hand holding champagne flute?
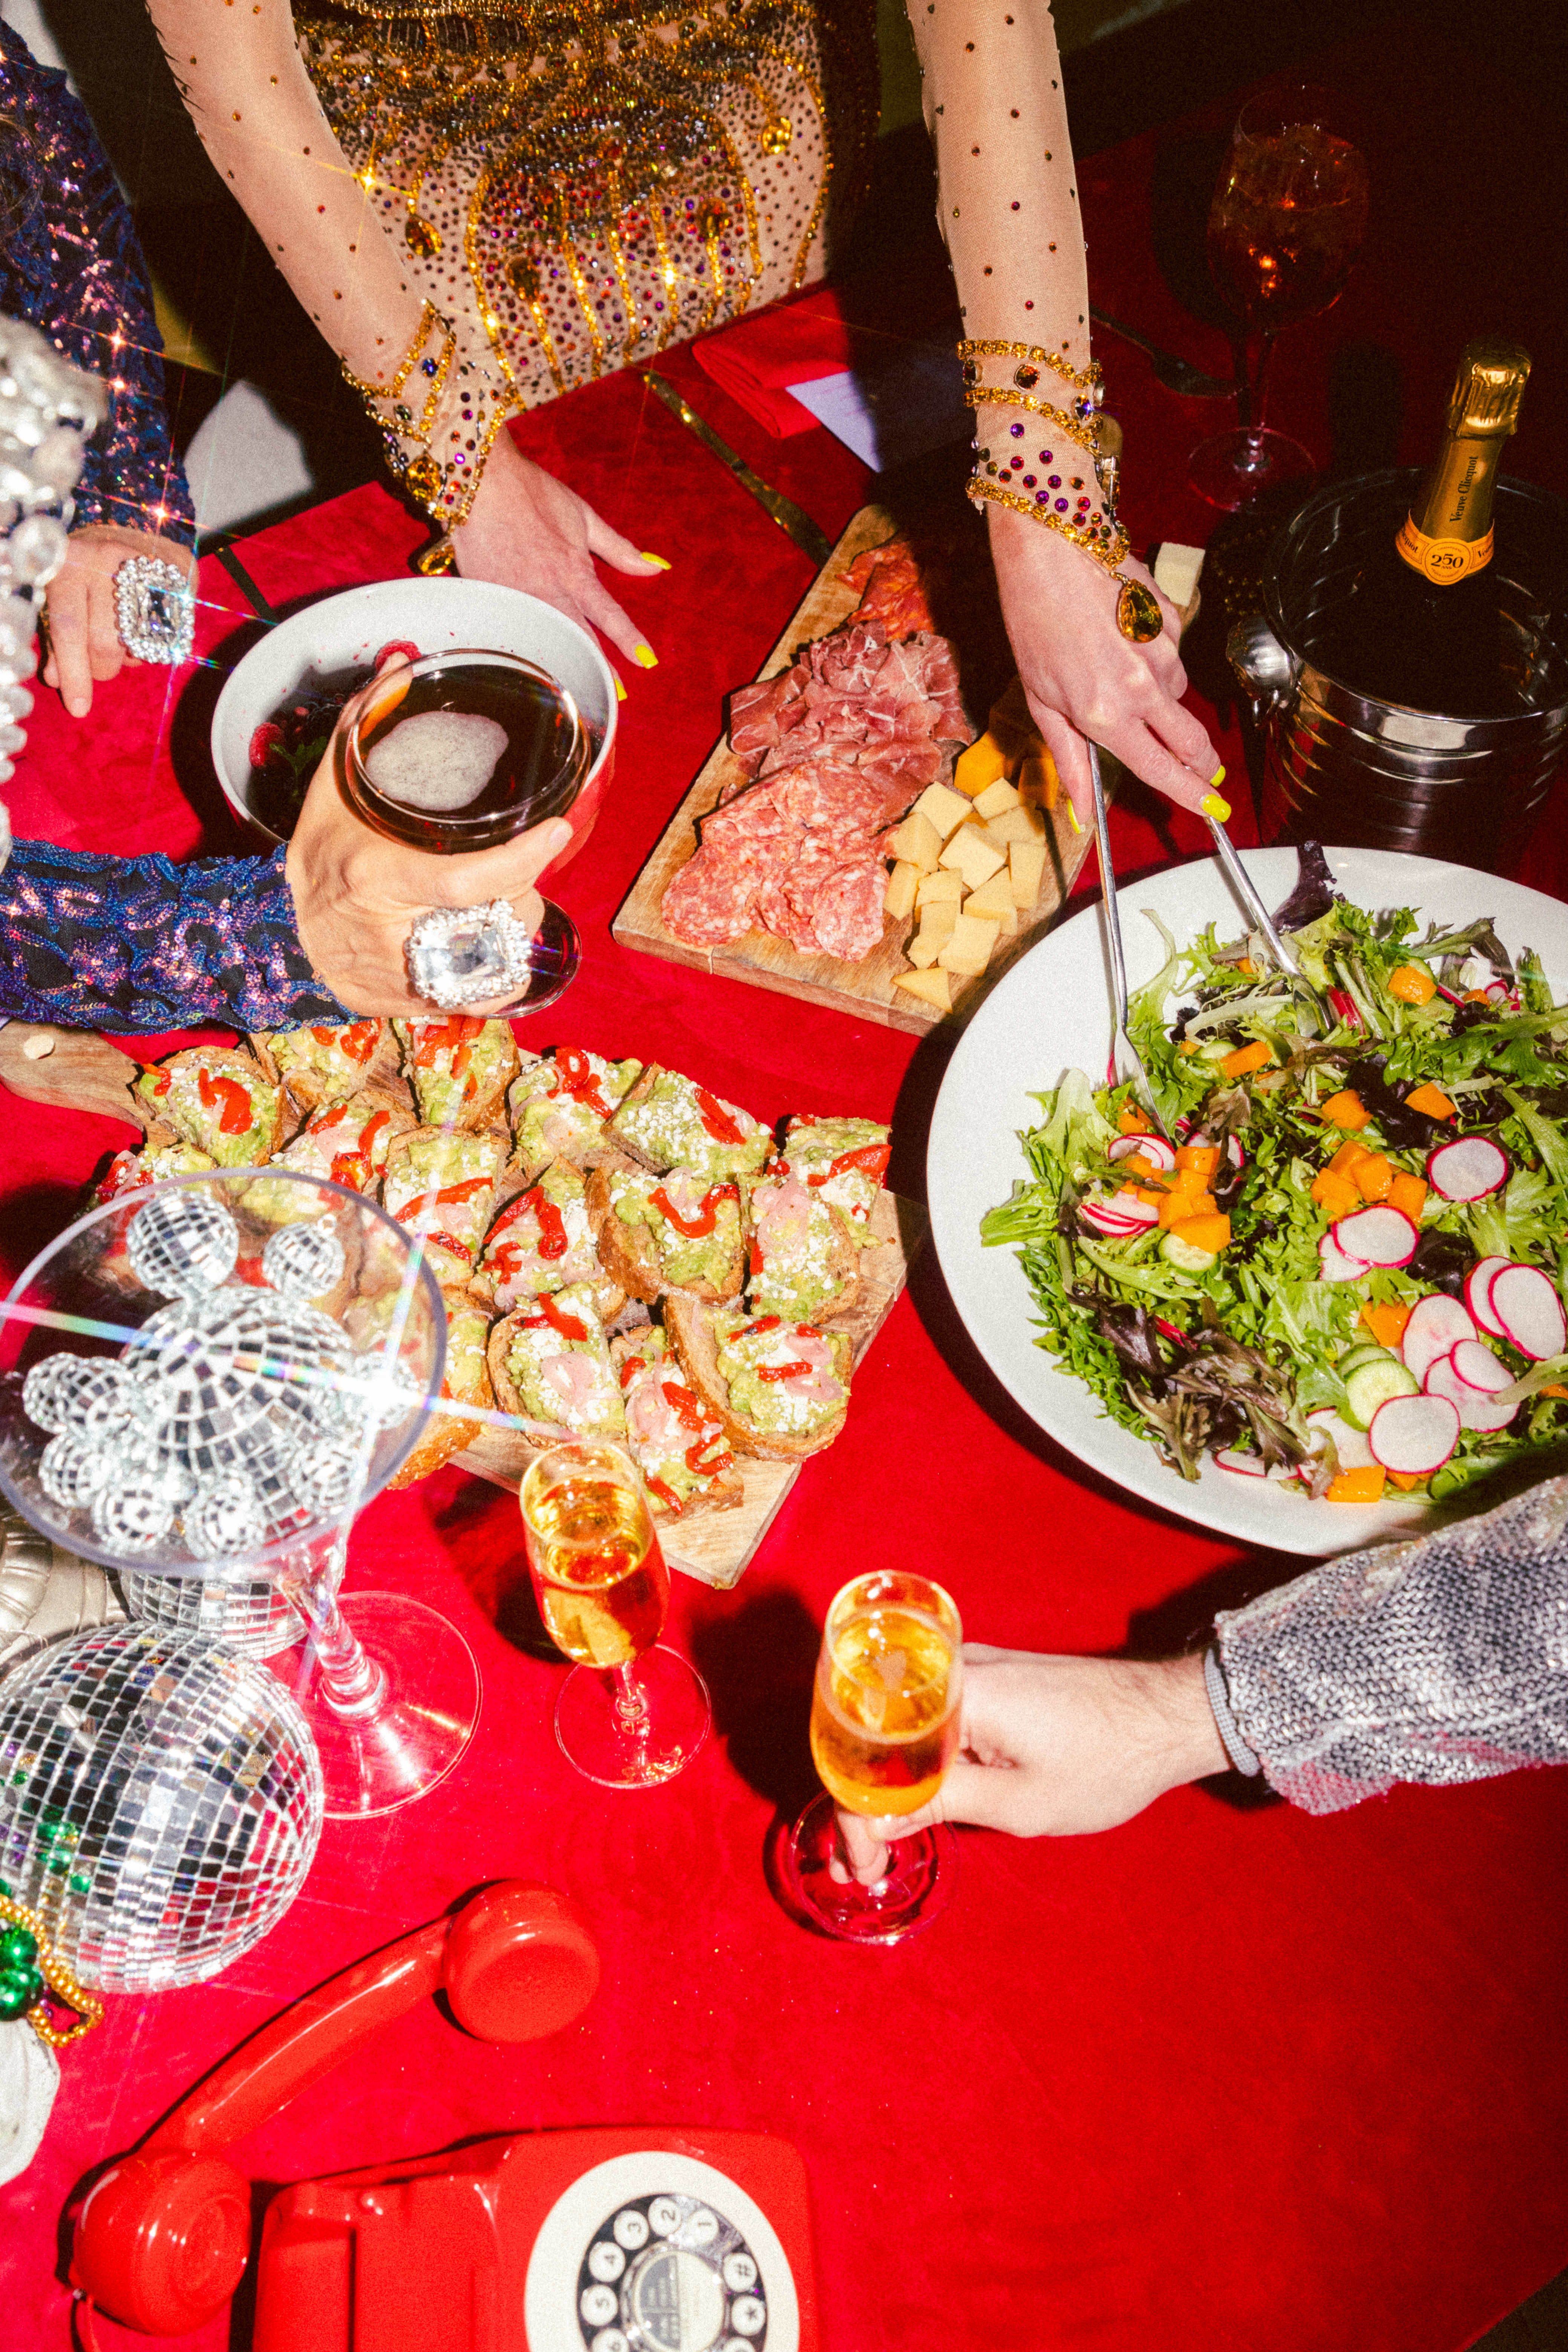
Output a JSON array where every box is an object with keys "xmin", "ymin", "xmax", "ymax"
[
  {"xmin": 520, "ymin": 1441, "xmax": 710, "ymax": 1787},
  {"xmin": 784, "ymin": 1571, "xmax": 963, "ymax": 1943}
]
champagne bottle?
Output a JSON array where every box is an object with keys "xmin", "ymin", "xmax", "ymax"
[{"xmin": 1314, "ymin": 337, "xmax": 1531, "ymax": 715}]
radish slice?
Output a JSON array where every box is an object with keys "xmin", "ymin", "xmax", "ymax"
[
  {"xmin": 1215, "ymin": 1447, "xmax": 1267, "ymax": 1476},
  {"xmin": 1450, "ymin": 1338, "xmax": 1513, "ymax": 1395},
  {"xmin": 1226, "ymin": 1135, "xmax": 1246, "ymax": 1171},
  {"xmin": 1306, "ymin": 1407, "xmax": 1375, "ymax": 1470},
  {"xmin": 1107, "ymin": 1190, "xmax": 1160, "ymax": 1228},
  {"xmin": 1400, "ymin": 1292, "xmax": 1477, "ymax": 1382},
  {"xmin": 1464, "ymin": 1255, "xmax": 1512, "ymax": 1340},
  {"xmin": 1319, "ymin": 1233, "xmax": 1369, "ymax": 1284},
  {"xmin": 1333, "ymin": 1206, "xmax": 1419, "ymax": 1268},
  {"xmin": 1427, "ymin": 1136, "xmax": 1509, "ymax": 1200},
  {"xmin": 1368, "ymin": 1391, "xmax": 1460, "ymax": 1474},
  {"xmin": 1080, "ymin": 1204, "xmax": 1142, "ymax": 1236},
  {"xmin": 1490, "ymin": 1263, "xmax": 1568, "ymax": 1361},
  {"xmin": 1109, "ymin": 1132, "xmax": 1176, "ymax": 1171},
  {"xmin": 1424, "ymin": 1351, "xmax": 1517, "ymax": 1433}
]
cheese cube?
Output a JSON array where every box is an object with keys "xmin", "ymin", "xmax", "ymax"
[
  {"xmin": 1153, "ymin": 541, "xmax": 1204, "ymax": 614},
  {"xmin": 917, "ymin": 899, "xmax": 959, "ymax": 946},
  {"xmin": 893, "ymin": 967, "xmax": 954, "ymax": 1011},
  {"xmin": 954, "ymin": 732, "xmax": 1012, "ymax": 798},
  {"xmin": 883, "ymin": 859, "xmax": 919, "ymax": 922},
  {"xmin": 938, "ymin": 826, "xmax": 1007, "ymax": 891},
  {"xmin": 937, "ymin": 911, "xmax": 1002, "ymax": 977},
  {"xmin": 1010, "ymin": 839, "xmax": 1048, "ymax": 910},
  {"xmin": 914, "ymin": 866, "xmax": 965, "ymax": 908},
  {"xmin": 973, "ymin": 778, "xmax": 1023, "ymax": 820},
  {"xmin": 965, "ymin": 869, "xmax": 1020, "ymax": 925},
  {"xmin": 911, "ymin": 780, "xmax": 974, "ymax": 840},
  {"xmin": 888, "ymin": 810, "xmax": 942, "ymax": 873},
  {"xmin": 988, "ymin": 804, "xmax": 1048, "ymax": 846},
  {"xmin": 1017, "ymin": 752, "xmax": 1058, "ymax": 810},
  {"xmin": 989, "ymin": 676, "xmax": 1033, "ymax": 739}
]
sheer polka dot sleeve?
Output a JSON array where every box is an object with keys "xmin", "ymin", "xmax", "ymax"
[
  {"xmin": 907, "ymin": 0, "xmax": 1089, "ymax": 368},
  {"xmin": 144, "ymin": 0, "xmax": 515, "ymax": 525}
]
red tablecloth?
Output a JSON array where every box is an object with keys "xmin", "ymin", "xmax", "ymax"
[{"xmin": 3, "ymin": 19, "xmax": 1567, "ymax": 2350}]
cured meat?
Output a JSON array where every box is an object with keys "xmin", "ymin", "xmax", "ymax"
[
  {"xmin": 663, "ymin": 555, "xmax": 974, "ymax": 964},
  {"xmin": 842, "ymin": 537, "xmax": 936, "ymax": 638}
]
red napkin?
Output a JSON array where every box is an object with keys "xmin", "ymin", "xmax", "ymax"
[{"xmin": 693, "ymin": 265, "xmax": 959, "ymax": 437}]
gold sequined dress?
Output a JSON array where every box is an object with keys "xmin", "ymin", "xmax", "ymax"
[{"xmin": 293, "ymin": 3, "xmax": 878, "ymax": 410}]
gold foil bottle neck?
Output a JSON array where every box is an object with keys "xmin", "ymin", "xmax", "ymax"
[{"xmin": 1446, "ymin": 337, "xmax": 1531, "ymax": 438}]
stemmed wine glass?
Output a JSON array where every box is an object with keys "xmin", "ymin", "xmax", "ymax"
[
  {"xmin": 519, "ymin": 1441, "xmax": 710, "ymax": 1787},
  {"xmin": 1188, "ymin": 84, "xmax": 1370, "ymax": 511},
  {"xmin": 784, "ymin": 1571, "xmax": 963, "ymax": 1944},
  {"xmin": 344, "ymin": 646, "xmax": 588, "ymax": 1011},
  {"xmin": 0, "ymin": 1169, "xmax": 481, "ymax": 1819}
]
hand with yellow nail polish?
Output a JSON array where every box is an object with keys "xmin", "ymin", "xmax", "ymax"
[
  {"xmin": 985, "ymin": 506, "xmax": 1224, "ymax": 830},
  {"xmin": 449, "ymin": 431, "xmax": 665, "ymax": 672}
]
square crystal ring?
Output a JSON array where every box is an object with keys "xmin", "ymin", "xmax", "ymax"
[
  {"xmin": 404, "ymin": 899, "xmax": 536, "ymax": 1009},
  {"xmin": 113, "ymin": 556, "xmax": 194, "ymax": 666}
]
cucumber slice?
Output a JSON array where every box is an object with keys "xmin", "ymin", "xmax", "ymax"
[
  {"xmin": 1161, "ymin": 1232, "xmax": 1217, "ymax": 1272},
  {"xmin": 1336, "ymin": 1342, "xmax": 1393, "ymax": 1379},
  {"xmin": 1343, "ymin": 1356, "xmax": 1419, "ymax": 1429}
]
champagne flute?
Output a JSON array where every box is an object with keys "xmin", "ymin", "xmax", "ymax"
[
  {"xmin": 1188, "ymin": 84, "xmax": 1369, "ymax": 511},
  {"xmin": 520, "ymin": 1441, "xmax": 710, "ymax": 1787},
  {"xmin": 784, "ymin": 1571, "xmax": 963, "ymax": 1944}
]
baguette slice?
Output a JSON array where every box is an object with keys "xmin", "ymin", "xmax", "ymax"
[
  {"xmin": 606, "ymin": 1064, "xmax": 772, "ymax": 1184},
  {"xmin": 664, "ymin": 1297, "xmax": 851, "ymax": 1462},
  {"xmin": 507, "ymin": 1048, "xmax": 644, "ymax": 1182},
  {"xmin": 746, "ymin": 1171, "xmax": 859, "ymax": 1325},
  {"xmin": 472, "ymin": 1159, "xmax": 626, "ymax": 1324},
  {"xmin": 253, "ymin": 1019, "xmax": 399, "ymax": 1121},
  {"xmin": 131, "ymin": 1046, "xmax": 284, "ymax": 1168},
  {"xmin": 588, "ymin": 1162, "xmax": 747, "ymax": 1306},
  {"xmin": 486, "ymin": 1283, "xmax": 625, "ymax": 1444},
  {"xmin": 387, "ymin": 1286, "xmax": 493, "ymax": 1488},
  {"xmin": 393, "ymin": 1016, "xmax": 519, "ymax": 1131},
  {"xmin": 381, "ymin": 1124, "xmax": 507, "ymax": 1283},
  {"xmin": 611, "ymin": 1330, "xmax": 744, "ymax": 1520}
]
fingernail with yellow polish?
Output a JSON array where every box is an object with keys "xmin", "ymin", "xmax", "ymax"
[
  {"xmin": 634, "ymin": 644, "xmax": 658, "ymax": 669},
  {"xmin": 614, "ymin": 675, "xmax": 626, "ymax": 701},
  {"xmin": 1067, "ymin": 801, "xmax": 1084, "ymax": 836},
  {"xmin": 640, "ymin": 552, "xmax": 672, "ymax": 570},
  {"xmin": 1210, "ymin": 764, "xmax": 1226, "ymax": 787},
  {"xmin": 1201, "ymin": 790, "xmax": 1232, "ymax": 823}
]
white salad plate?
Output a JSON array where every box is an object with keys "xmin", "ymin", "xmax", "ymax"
[{"xmin": 928, "ymin": 845, "xmax": 1568, "ymax": 1557}]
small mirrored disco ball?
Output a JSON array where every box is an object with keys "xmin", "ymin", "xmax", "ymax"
[
  {"xmin": 262, "ymin": 1218, "xmax": 345, "ymax": 1305},
  {"xmin": 0, "ymin": 1625, "xmax": 322, "ymax": 1992},
  {"xmin": 116, "ymin": 1570, "xmax": 304, "ymax": 1661},
  {"xmin": 125, "ymin": 1189, "xmax": 238, "ymax": 1298}
]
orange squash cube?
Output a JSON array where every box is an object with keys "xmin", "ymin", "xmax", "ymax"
[
  {"xmin": 1174, "ymin": 1144, "xmax": 1222, "ymax": 1179},
  {"xmin": 1171, "ymin": 1212, "xmax": 1231, "ymax": 1253},
  {"xmin": 1359, "ymin": 1299, "xmax": 1413, "ymax": 1349},
  {"xmin": 1321, "ymin": 1089, "xmax": 1370, "ymax": 1130},
  {"xmin": 1388, "ymin": 964, "xmax": 1437, "ymax": 1006},
  {"xmin": 1352, "ymin": 1152, "xmax": 1395, "ymax": 1203},
  {"xmin": 1325, "ymin": 1465, "xmax": 1387, "ymax": 1502},
  {"xmin": 1387, "ymin": 1172, "xmax": 1428, "ymax": 1221},
  {"xmin": 1404, "ymin": 1083, "xmax": 1457, "ymax": 1121},
  {"xmin": 1311, "ymin": 1170, "xmax": 1362, "ymax": 1220},
  {"xmin": 1222, "ymin": 1039, "xmax": 1274, "ymax": 1080}
]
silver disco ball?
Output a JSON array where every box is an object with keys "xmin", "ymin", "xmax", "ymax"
[
  {"xmin": 0, "ymin": 1625, "xmax": 323, "ymax": 1991},
  {"xmin": 115, "ymin": 1570, "xmax": 305, "ymax": 1661}
]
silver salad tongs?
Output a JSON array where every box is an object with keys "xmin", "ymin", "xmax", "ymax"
[
  {"xmin": 1087, "ymin": 743, "xmax": 1170, "ymax": 1140},
  {"xmin": 1200, "ymin": 811, "xmax": 1334, "ymax": 1030}
]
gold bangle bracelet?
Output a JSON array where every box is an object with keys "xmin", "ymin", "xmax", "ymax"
[{"xmin": 966, "ymin": 475, "xmax": 1164, "ymax": 644}]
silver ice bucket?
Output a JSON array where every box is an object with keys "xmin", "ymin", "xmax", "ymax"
[{"xmin": 1229, "ymin": 471, "xmax": 1568, "ymax": 872}]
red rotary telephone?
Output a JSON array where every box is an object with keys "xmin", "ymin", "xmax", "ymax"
[{"xmin": 70, "ymin": 1881, "xmax": 818, "ymax": 2351}]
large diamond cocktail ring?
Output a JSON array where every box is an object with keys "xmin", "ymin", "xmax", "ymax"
[{"xmin": 113, "ymin": 556, "xmax": 195, "ymax": 665}]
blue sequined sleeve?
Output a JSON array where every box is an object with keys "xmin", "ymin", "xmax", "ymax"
[
  {"xmin": 0, "ymin": 24, "xmax": 195, "ymax": 547},
  {"xmin": 0, "ymin": 839, "xmax": 350, "ymax": 1031}
]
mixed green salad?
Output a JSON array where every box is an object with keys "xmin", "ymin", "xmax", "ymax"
[{"xmin": 983, "ymin": 849, "xmax": 1568, "ymax": 1504}]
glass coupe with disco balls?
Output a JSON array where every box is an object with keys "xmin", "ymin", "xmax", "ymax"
[{"xmin": 0, "ymin": 1171, "xmax": 479, "ymax": 1818}]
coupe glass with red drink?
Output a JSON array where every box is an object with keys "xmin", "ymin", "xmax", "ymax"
[
  {"xmin": 1189, "ymin": 84, "xmax": 1370, "ymax": 511},
  {"xmin": 345, "ymin": 647, "xmax": 590, "ymax": 1009},
  {"xmin": 519, "ymin": 1440, "xmax": 710, "ymax": 1786}
]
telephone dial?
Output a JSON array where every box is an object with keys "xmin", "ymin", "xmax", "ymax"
[{"xmin": 70, "ymin": 1882, "xmax": 819, "ymax": 2352}]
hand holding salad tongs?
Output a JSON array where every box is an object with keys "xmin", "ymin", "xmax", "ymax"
[
  {"xmin": 1199, "ymin": 810, "xmax": 1334, "ymax": 1029},
  {"xmin": 1087, "ymin": 743, "xmax": 1171, "ymax": 1140}
]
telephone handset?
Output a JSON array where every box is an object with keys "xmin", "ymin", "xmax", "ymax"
[{"xmin": 70, "ymin": 1880, "xmax": 819, "ymax": 2352}]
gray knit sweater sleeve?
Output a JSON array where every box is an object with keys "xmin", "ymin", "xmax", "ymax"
[{"xmin": 1214, "ymin": 1475, "xmax": 1568, "ymax": 1815}]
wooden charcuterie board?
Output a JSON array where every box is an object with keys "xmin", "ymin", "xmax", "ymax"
[
  {"xmin": 0, "ymin": 1024, "xmax": 145, "ymax": 1128},
  {"xmin": 612, "ymin": 501, "xmax": 1100, "ymax": 1034},
  {"xmin": 453, "ymin": 1185, "xmax": 923, "ymax": 1589}
]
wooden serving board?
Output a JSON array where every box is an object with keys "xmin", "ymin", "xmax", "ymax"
[
  {"xmin": 0, "ymin": 1024, "xmax": 145, "ymax": 1129},
  {"xmin": 453, "ymin": 1185, "xmax": 923, "ymax": 1589},
  {"xmin": 612, "ymin": 501, "xmax": 1100, "ymax": 1034}
]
